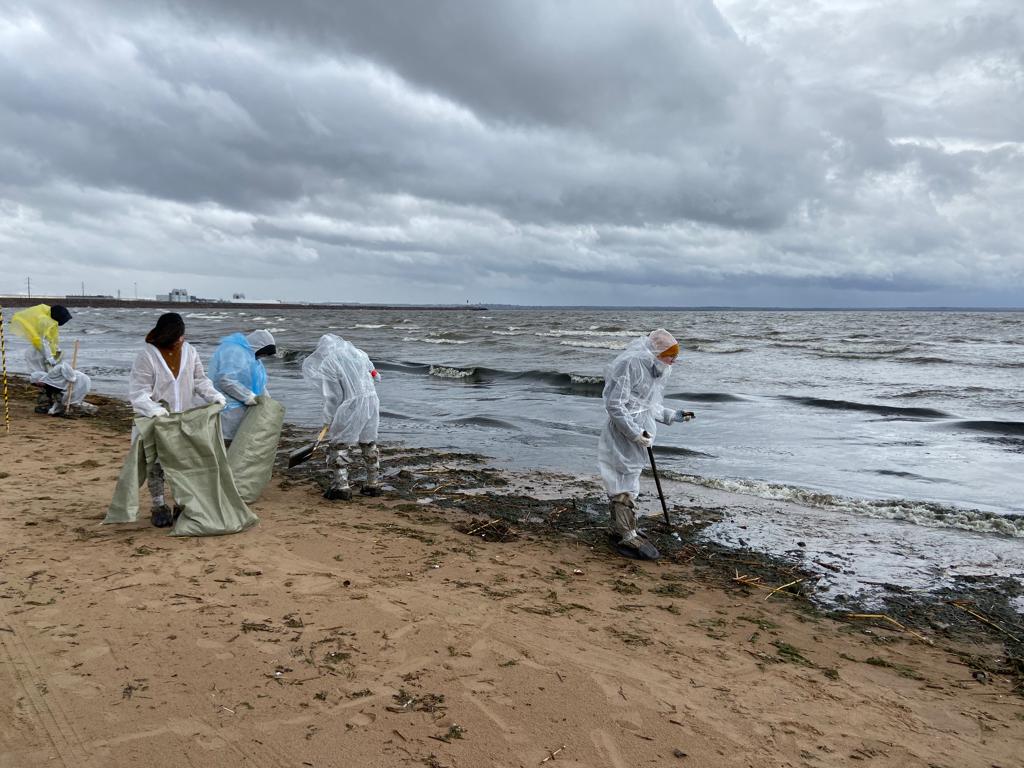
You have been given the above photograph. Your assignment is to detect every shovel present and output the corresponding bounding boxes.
[287,425,329,468]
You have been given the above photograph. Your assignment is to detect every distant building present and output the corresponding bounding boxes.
[157,288,192,303]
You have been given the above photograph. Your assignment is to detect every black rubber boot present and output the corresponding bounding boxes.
[359,485,382,497]
[151,504,174,528]
[324,486,353,501]
[609,531,660,561]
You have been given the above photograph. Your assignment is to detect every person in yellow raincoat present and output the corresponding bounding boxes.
[10,304,73,412]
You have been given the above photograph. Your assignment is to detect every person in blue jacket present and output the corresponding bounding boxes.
[209,330,276,443]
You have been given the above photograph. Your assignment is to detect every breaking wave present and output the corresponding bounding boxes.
[665,473,1024,538]
[780,396,950,419]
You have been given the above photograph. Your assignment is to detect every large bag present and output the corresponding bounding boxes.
[104,404,258,536]
[227,396,285,503]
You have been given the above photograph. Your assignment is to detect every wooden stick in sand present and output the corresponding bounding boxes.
[62,339,80,412]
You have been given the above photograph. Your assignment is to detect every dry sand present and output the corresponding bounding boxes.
[1,384,1022,768]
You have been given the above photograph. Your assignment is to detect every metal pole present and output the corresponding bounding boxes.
[0,304,10,434]
[647,445,671,528]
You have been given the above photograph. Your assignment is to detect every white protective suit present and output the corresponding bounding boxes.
[29,363,90,403]
[302,334,380,446]
[597,329,683,498]
[128,342,225,418]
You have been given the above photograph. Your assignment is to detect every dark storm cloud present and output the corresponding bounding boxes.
[0,0,1020,305]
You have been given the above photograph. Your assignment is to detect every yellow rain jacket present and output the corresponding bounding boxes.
[11,304,61,369]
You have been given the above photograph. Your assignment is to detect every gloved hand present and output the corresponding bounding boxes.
[152,406,169,418]
[633,432,654,448]
[212,394,227,406]
[244,394,258,406]
[674,410,696,423]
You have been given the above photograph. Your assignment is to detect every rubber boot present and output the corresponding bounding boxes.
[608,493,659,561]
[325,446,353,501]
[359,442,382,496]
[150,504,173,528]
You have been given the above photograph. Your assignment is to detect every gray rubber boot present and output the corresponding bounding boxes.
[359,442,381,496]
[609,493,637,539]
[609,493,659,560]
[324,445,353,501]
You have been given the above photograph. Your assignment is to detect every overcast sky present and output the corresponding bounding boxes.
[1,1,1021,307]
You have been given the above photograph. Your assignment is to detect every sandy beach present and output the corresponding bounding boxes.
[1,380,1022,768]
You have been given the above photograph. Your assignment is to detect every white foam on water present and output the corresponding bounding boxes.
[673,474,1024,538]
[569,374,604,384]
[429,365,475,379]
[354,324,387,329]
[492,330,525,336]
[536,328,641,338]
[410,337,471,345]
[560,339,628,350]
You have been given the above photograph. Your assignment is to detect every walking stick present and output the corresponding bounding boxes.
[62,340,80,412]
[0,304,9,434]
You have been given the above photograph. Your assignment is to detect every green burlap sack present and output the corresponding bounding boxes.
[227,395,285,503]
[104,404,258,536]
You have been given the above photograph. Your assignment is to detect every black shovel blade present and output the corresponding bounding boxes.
[287,442,317,468]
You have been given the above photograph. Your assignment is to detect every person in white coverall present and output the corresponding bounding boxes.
[29,363,96,416]
[597,329,694,560]
[127,312,226,527]
[302,333,382,501]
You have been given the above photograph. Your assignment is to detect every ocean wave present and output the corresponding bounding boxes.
[899,356,958,365]
[447,415,520,430]
[82,328,109,335]
[184,313,229,320]
[354,324,387,329]
[668,392,748,403]
[535,329,641,338]
[491,330,526,336]
[666,473,1024,538]
[407,337,471,345]
[569,374,604,385]
[780,395,950,419]
[559,340,628,350]
[952,419,1024,437]
[429,365,477,379]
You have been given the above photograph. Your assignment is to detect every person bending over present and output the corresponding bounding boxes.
[302,334,383,501]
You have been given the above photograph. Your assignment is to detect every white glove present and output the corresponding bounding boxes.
[152,406,169,418]
[244,395,258,406]
[633,432,654,449]
[674,410,695,423]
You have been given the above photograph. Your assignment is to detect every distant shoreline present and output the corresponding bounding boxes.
[0,296,1019,312]
[0,297,489,311]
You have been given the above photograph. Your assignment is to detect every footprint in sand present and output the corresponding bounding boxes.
[347,710,376,728]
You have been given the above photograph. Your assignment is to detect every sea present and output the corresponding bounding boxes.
[9,306,1024,601]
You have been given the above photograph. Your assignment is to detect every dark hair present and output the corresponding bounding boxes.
[254,344,277,358]
[50,305,72,326]
[145,313,186,349]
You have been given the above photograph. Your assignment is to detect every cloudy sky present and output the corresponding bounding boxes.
[0,1,1021,307]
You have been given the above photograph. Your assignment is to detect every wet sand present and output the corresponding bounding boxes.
[1,381,1022,767]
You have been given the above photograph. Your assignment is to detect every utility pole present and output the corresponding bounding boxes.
[81,281,85,296]
[26,277,31,298]
[134,282,138,300]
